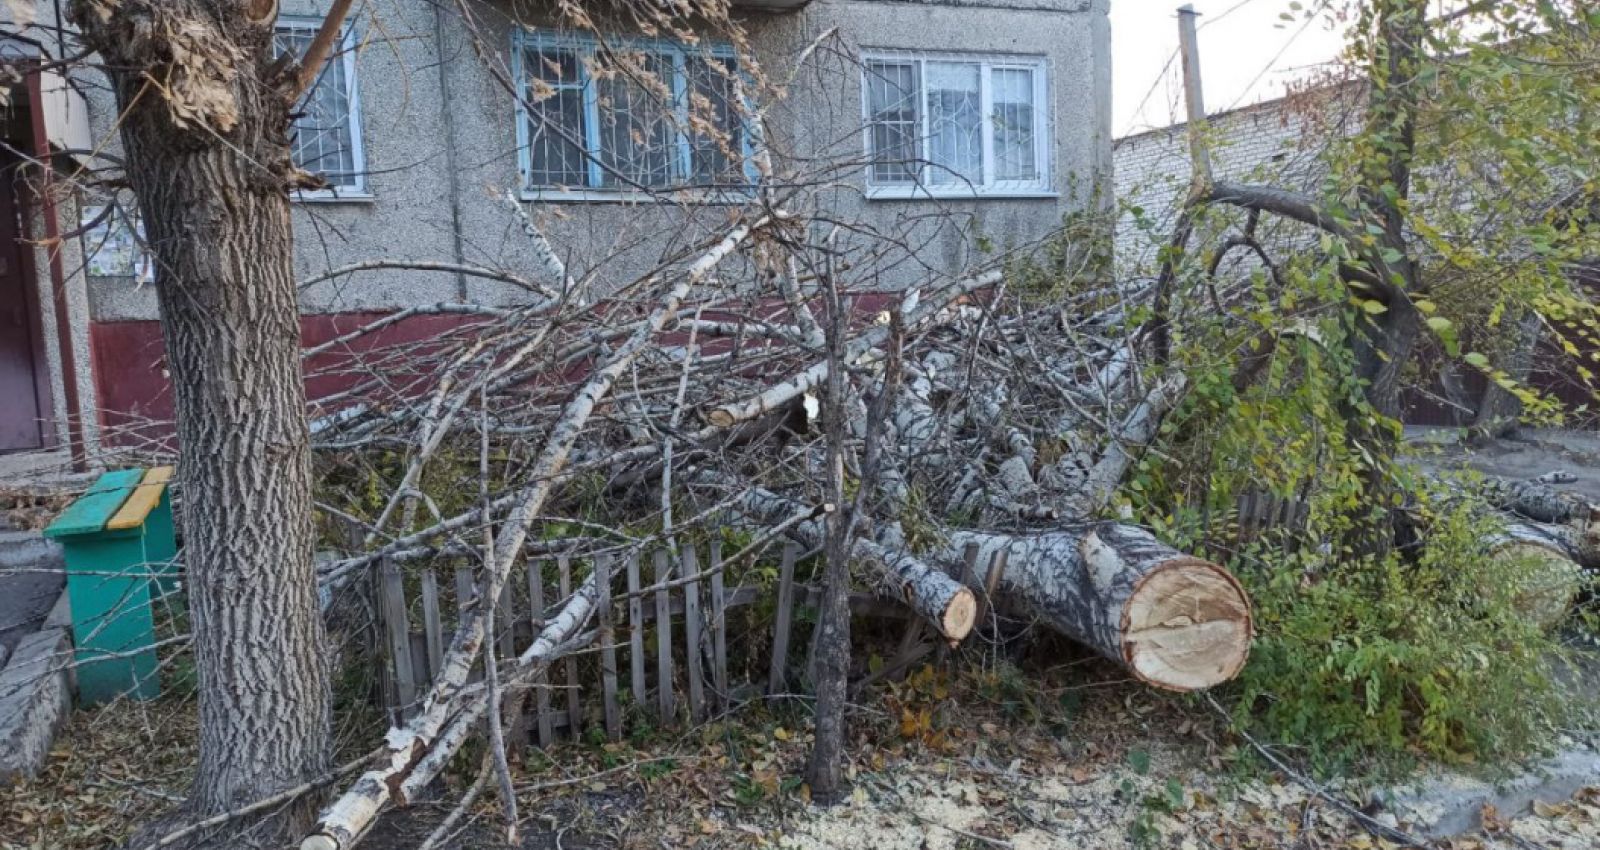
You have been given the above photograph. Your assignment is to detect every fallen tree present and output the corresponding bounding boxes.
[943,524,1253,692]
[1487,521,1588,629]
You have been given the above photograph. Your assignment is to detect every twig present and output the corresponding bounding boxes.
[415,752,494,850]
[136,752,376,850]
[1203,694,1429,849]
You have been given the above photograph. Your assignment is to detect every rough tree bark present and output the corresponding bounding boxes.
[806,273,854,804]
[944,523,1253,692]
[69,0,334,834]
[1470,311,1542,442]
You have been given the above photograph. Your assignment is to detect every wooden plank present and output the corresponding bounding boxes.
[595,554,621,741]
[683,545,706,723]
[527,560,546,630]
[626,552,646,710]
[559,554,582,738]
[420,569,444,682]
[497,568,516,660]
[455,566,480,684]
[105,478,170,531]
[141,466,175,486]
[454,567,475,614]
[709,540,729,710]
[44,469,144,538]
[767,542,798,696]
[409,632,429,694]
[653,549,675,722]
[379,559,417,717]
[528,560,553,748]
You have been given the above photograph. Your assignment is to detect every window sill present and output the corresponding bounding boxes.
[293,190,376,204]
[865,186,1059,202]
[520,188,757,205]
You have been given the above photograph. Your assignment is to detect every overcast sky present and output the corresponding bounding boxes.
[1111,0,1354,138]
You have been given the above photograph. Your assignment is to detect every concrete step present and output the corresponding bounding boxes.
[0,529,63,571]
[0,530,66,657]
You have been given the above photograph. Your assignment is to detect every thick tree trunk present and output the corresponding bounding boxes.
[806,279,854,805]
[1487,523,1586,629]
[1470,311,1541,441]
[71,0,331,831]
[942,523,1252,692]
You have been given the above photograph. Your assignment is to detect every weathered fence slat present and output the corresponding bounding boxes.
[559,554,583,738]
[528,560,553,748]
[626,553,646,708]
[683,545,706,723]
[497,566,516,660]
[709,541,729,709]
[408,632,429,696]
[596,553,622,741]
[767,542,798,696]
[454,566,475,614]
[378,559,416,718]
[420,569,443,681]
[455,566,481,684]
[654,549,676,721]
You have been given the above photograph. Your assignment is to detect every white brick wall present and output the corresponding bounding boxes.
[1113,84,1365,276]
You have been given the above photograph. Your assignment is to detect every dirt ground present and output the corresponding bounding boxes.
[6,654,1598,850]
[1403,427,1600,502]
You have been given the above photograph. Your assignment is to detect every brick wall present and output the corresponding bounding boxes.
[1113,85,1364,276]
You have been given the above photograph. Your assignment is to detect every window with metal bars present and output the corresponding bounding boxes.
[275,20,366,196]
[516,32,756,197]
[863,52,1050,198]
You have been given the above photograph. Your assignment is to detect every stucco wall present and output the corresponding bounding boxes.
[80,0,1113,321]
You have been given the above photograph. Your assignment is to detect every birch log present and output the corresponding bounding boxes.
[1488,522,1588,629]
[1482,477,1598,528]
[704,270,1000,428]
[943,523,1252,692]
[715,481,976,641]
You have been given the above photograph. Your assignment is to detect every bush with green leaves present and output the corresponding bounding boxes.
[1228,488,1577,772]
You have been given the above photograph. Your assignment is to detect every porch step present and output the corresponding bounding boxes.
[0,529,65,657]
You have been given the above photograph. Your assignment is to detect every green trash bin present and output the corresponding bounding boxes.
[43,466,177,704]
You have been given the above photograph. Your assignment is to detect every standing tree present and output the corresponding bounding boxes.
[1148,0,1600,550]
[67,0,355,839]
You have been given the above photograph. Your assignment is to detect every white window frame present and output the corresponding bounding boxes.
[512,30,760,203]
[278,17,369,202]
[860,50,1053,201]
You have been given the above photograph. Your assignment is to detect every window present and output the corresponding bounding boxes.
[863,52,1050,198]
[516,32,755,197]
[275,20,366,196]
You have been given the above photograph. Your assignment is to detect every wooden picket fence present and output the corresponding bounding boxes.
[1201,487,1312,558]
[372,539,1009,745]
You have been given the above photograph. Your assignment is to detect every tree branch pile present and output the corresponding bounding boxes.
[290,201,1255,846]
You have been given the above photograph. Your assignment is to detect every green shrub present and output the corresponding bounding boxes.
[1229,492,1575,772]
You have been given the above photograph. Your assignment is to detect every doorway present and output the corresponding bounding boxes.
[0,153,47,453]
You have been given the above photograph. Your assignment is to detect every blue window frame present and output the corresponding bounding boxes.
[514,30,758,197]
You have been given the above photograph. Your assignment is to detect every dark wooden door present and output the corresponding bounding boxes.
[0,160,44,452]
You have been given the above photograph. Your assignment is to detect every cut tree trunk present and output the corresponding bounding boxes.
[1488,522,1586,630]
[943,523,1252,692]
[72,0,333,830]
